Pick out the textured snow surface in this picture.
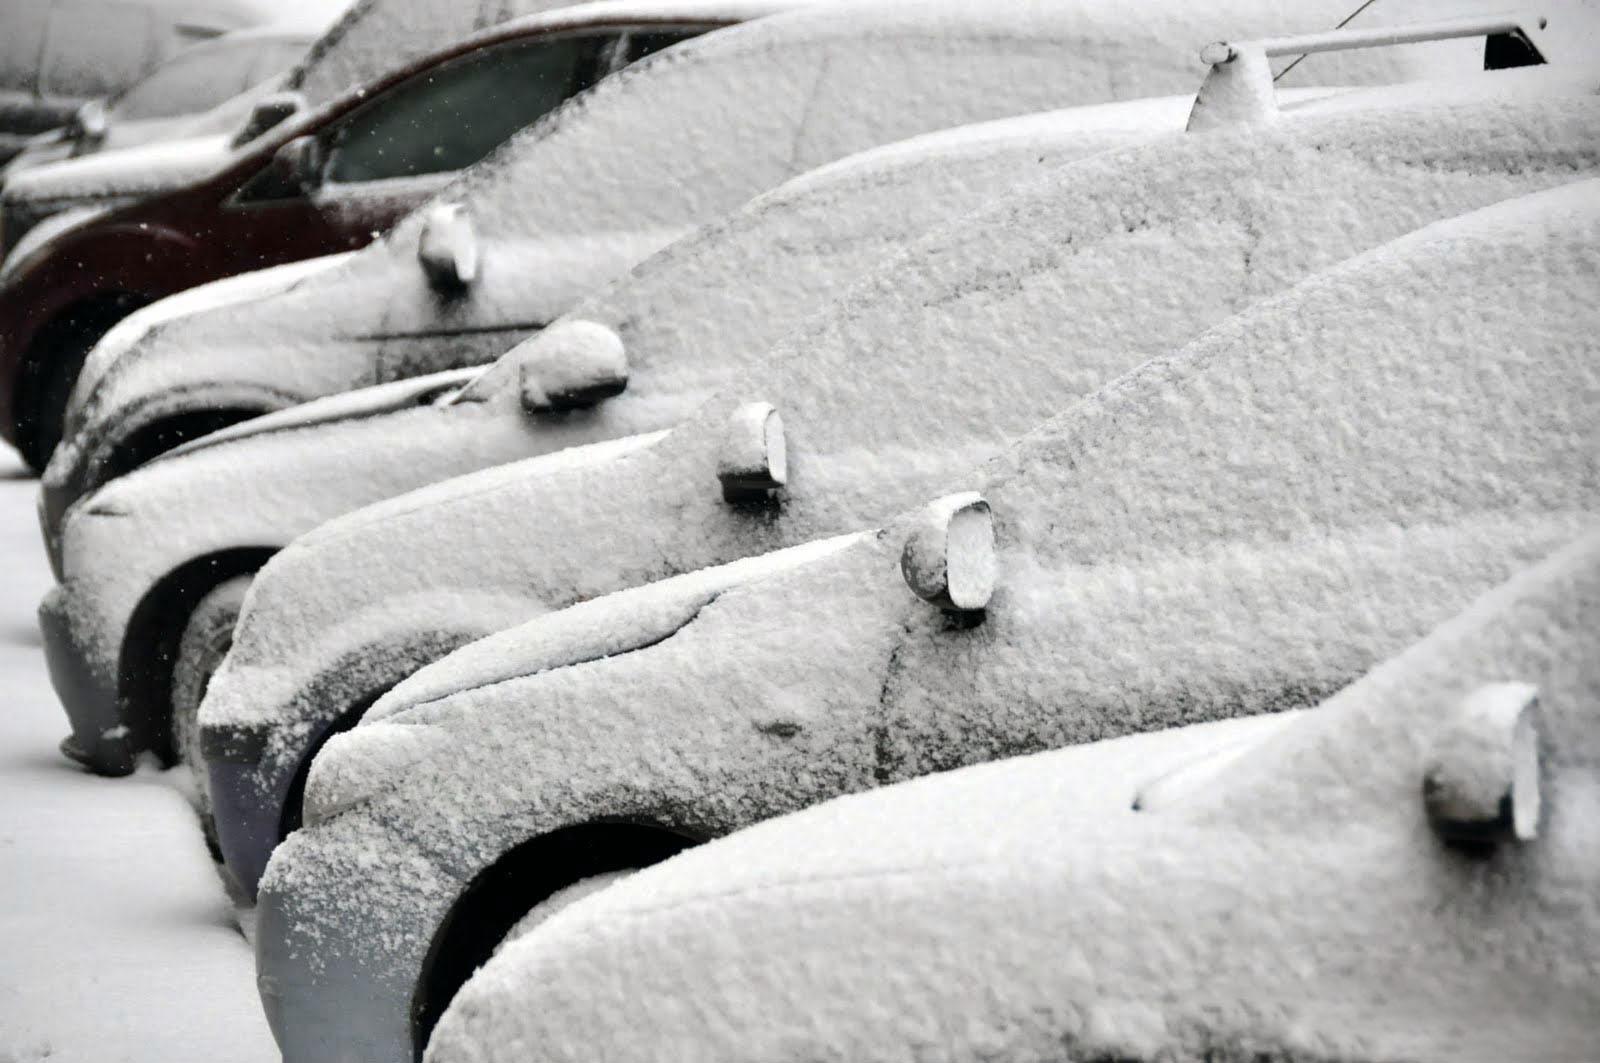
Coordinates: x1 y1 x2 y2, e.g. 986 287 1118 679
200 94 1185 746
256 180 1599 1061
432 534 1600 1063
58 0 1335 511
0 453 272 1063
0 132 235 203
217 90 1600 758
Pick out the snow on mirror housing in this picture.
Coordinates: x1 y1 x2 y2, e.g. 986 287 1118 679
1187 12 1548 131
518 320 629 413
269 134 322 196
234 91 304 147
73 99 109 143
418 203 479 294
901 492 996 618
718 402 786 503
1423 681 1543 847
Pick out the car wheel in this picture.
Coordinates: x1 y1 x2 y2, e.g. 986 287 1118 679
171 575 253 826
16 294 146 473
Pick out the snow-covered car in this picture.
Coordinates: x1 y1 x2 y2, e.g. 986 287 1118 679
0 0 595 248
42 63 1211 786
429 531 1600 1063
36 2 1546 494
253 177 1600 1063
1 17 330 178
0 0 287 164
3 1 754 474
200 70 1600 894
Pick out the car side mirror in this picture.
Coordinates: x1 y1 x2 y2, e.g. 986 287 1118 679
73 99 108 142
236 91 304 146
517 320 629 413
269 135 323 196
901 492 996 619
418 203 478 293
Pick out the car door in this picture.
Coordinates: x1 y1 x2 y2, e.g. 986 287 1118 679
209 29 618 286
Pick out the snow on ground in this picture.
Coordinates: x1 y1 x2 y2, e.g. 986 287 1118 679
0 450 270 1063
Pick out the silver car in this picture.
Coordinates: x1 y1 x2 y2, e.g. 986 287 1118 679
255 177 1600 1063
430 529 1600 1063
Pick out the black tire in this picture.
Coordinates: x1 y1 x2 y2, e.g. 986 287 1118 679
15 295 146 474
171 575 253 848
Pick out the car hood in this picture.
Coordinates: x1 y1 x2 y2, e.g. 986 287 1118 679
428 531 1600 1063
66 251 360 424
302 531 872 825
1 133 235 204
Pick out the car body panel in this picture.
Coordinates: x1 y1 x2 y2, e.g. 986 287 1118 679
254 179 1600 1062
201 83 1600 891
2 0 759 455
428 532 1600 1063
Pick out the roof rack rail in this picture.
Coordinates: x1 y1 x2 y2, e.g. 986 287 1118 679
1186 12 1548 132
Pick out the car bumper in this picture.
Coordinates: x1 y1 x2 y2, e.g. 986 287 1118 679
203 725 277 897
257 818 458 1063
38 583 134 775
38 435 91 566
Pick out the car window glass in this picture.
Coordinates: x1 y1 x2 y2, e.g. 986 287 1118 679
323 33 603 185
111 42 254 121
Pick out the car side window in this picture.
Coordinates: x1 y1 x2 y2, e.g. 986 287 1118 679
322 33 607 186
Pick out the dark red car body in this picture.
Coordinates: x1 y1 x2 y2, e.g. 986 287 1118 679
0 8 729 469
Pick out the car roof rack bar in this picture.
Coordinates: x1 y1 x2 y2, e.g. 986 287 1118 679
1187 12 1548 132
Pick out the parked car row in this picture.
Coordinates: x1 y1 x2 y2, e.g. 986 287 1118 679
6 0 1597 1059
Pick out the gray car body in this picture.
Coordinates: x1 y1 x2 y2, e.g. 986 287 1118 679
41 0 1240 779
428 531 1600 1063
255 173 1600 1063
38 0 1525 522
203 78 1600 892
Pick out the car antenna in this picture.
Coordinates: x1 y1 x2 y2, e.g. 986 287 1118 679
1273 0 1383 83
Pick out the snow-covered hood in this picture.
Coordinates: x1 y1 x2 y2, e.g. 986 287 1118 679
1 133 235 205
432 531 1600 1063
67 251 358 425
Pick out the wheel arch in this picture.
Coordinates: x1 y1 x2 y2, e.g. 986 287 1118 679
411 818 705 1057
117 546 278 763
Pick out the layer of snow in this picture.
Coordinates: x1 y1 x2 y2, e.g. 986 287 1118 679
432 532 1600 1063
0 451 273 1063
254 179 1600 1062
0 132 234 203
61 0 1544 499
212 89 1600 787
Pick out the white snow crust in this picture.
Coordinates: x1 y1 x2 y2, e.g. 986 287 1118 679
256 180 1599 1063
214 90 1600 758
61 0 1278 508
0 453 275 1063
430 532 1600 1063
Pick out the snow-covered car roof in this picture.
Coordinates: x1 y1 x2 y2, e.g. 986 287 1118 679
430 530 1600 1063
222 84 1600 703
51 0 1453 508
256 178 1600 1061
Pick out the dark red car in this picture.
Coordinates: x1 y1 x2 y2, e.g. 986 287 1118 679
0 5 728 472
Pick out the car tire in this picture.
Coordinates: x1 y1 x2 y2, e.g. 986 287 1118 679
171 575 253 828
16 295 144 474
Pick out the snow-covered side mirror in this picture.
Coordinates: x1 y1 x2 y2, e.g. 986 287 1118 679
270 134 322 195
1187 13 1548 131
235 91 304 146
518 320 628 413
1423 681 1542 846
73 99 108 142
718 402 786 503
901 492 996 617
418 203 479 294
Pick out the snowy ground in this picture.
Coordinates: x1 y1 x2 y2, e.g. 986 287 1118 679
0 449 272 1062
